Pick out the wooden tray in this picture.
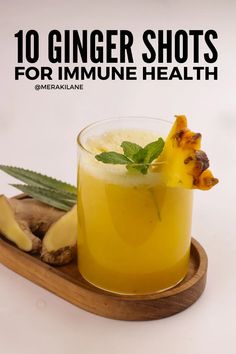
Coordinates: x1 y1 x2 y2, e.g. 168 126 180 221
0 235 207 321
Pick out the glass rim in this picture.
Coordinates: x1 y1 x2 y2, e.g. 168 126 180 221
77 116 171 165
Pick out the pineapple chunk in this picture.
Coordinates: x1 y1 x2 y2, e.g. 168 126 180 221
159 115 218 190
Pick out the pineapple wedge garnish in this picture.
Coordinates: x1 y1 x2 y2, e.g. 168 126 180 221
157 115 218 190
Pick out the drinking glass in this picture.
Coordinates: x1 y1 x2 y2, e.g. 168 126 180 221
77 117 193 295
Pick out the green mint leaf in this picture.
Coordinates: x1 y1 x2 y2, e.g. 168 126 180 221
132 138 164 165
95 138 165 175
143 138 165 163
121 141 142 160
95 152 133 165
126 164 149 175
133 148 148 163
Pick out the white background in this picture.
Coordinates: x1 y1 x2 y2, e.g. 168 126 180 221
0 1 236 353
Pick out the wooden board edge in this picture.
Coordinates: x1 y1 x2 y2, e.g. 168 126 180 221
0 236 208 321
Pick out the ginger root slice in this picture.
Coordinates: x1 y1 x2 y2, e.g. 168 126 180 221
0 195 65 253
0 195 41 252
9 197 65 237
0 195 77 264
41 205 77 266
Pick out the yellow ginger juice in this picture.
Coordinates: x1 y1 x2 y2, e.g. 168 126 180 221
77 123 193 294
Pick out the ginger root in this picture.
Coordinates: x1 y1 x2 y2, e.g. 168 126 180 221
0 195 77 265
41 205 77 265
0 195 64 252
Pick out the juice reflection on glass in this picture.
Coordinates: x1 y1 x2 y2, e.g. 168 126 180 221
77 118 193 295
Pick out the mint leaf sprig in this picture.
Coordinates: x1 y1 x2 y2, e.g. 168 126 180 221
95 138 164 175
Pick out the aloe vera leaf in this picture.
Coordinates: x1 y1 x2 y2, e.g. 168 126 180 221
10 184 76 211
0 165 77 195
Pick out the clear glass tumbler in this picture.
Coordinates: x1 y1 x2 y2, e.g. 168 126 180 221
77 117 193 295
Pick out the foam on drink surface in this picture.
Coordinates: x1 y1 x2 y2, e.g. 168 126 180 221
80 129 163 186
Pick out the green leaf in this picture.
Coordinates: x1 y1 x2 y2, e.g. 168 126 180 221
132 148 148 163
95 138 165 175
126 164 149 175
143 138 165 163
10 184 76 211
121 141 142 160
131 139 164 164
0 165 77 195
95 152 133 165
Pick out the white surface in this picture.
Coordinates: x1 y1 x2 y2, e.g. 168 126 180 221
0 1 236 354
